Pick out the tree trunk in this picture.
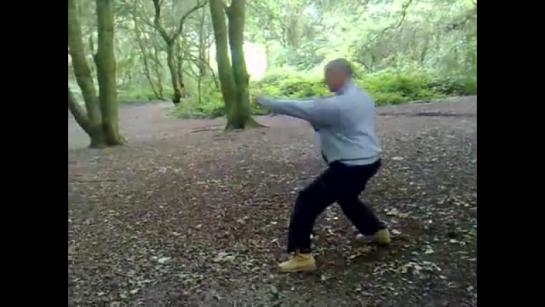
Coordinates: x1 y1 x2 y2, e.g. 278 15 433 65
209 0 237 114
136 33 161 100
69 87 107 147
152 43 164 98
68 87 91 136
176 39 186 98
133 16 162 100
68 0 101 126
96 0 124 145
264 42 270 70
151 0 205 105
209 0 260 129
69 0 108 148
226 0 256 129
198 8 208 77
166 42 182 104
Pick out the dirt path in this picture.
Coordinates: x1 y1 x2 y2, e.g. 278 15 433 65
69 96 477 306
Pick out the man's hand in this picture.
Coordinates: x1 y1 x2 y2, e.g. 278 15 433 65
254 96 268 106
253 96 280 116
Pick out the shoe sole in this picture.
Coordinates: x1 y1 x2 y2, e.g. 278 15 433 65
278 265 317 273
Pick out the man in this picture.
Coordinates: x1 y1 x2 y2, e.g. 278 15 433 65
255 58 390 273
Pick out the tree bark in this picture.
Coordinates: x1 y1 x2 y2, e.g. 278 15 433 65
209 0 260 129
151 43 164 98
176 38 187 99
209 0 237 114
68 86 91 135
198 7 208 77
133 15 162 100
69 86 107 148
96 0 124 145
151 0 205 104
166 42 183 104
68 0 101 126
226 0 256 129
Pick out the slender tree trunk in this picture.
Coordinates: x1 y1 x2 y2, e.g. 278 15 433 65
209 0 237 114
68 0 101 126
133 16 162 100
68 87 91 135
420 39 429 65
151 0 205 104
69 87 106 147
166 42 182 104
209 0 260 129
198 8 208 77
96 0 124 145
226 0 257 128
152 43 164 98
68 0 107 148
264 42 270 70
176 39 186 98
136 33 161 99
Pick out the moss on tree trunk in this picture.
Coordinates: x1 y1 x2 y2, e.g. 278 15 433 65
209 0 261 130
68 87 107 148
69 0 109 148
68 0 101 127
166 42 183 104
96 0 124 146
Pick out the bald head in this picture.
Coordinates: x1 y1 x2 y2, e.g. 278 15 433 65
325 58 352 92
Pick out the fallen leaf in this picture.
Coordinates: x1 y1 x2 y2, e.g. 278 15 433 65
424 246 434 254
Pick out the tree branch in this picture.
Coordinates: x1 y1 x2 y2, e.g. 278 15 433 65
379 0 413 37
68 86 92 135
173 0 207 39
357 0 414 58
183 52 220 89
151 0 171 42
119 0 155 29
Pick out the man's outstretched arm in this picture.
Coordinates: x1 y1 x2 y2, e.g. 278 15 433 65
256 96 340 128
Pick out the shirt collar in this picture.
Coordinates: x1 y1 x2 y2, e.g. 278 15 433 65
336 79 355 95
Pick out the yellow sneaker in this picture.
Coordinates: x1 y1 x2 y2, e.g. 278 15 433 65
278 251 317 273
373 229 391 245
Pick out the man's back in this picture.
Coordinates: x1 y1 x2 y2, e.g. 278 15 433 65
318 81 381 165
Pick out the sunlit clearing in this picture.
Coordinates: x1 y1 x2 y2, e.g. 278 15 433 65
209 41 267 81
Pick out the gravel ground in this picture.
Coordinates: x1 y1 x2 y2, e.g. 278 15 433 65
68 96 477 306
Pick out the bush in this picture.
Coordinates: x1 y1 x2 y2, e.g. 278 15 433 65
252 69 329 98
169 79 225 119
427 75 476 96
252 67 470 106
170 67 476 119
359 69 443 105
118 85 164 103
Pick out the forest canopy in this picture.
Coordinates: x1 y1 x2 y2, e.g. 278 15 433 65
69 0 476 120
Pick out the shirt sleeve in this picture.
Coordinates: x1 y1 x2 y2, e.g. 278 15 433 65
258 96 340 128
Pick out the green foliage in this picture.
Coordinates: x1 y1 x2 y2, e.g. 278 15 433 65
428 74 477 96
253 69 435 106
118 85 162 103
169 79 225 118
359 70 442 105
72 0 476 119
252 68 329 98
169 67 477 118
250 67 477 108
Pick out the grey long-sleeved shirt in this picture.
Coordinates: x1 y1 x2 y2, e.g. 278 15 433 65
257 79 381 165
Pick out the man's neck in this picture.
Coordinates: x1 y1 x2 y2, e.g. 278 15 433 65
336 79 354 95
